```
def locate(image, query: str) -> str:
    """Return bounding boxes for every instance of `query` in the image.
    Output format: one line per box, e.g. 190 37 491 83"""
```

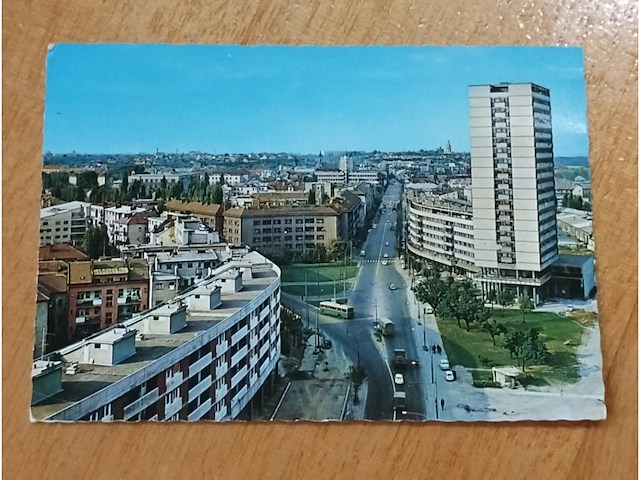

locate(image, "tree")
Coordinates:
120 174 129 198
521 329 548 372
83 225 115 259
518 295 535 323
502 328 548 372
486 289 497 311
503 329 525 363
483 319 507 346
345 364 367 405
497 290 515 315
212 183 223 204
328 239 347 261
307 188 316 205
413 276 449 310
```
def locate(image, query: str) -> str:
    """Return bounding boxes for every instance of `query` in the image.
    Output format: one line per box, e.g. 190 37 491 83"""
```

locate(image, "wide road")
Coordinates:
350 179 426 420
281 179 427 420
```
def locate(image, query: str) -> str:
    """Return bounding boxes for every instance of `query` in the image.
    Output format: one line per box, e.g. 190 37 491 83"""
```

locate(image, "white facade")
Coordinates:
347 170 380 184
128 173 194 191
40 201 91 246
90 205 147 242
470 83 557 302
208 172 247 186
315 170 347 184
152 250 221 290
407 194 476 274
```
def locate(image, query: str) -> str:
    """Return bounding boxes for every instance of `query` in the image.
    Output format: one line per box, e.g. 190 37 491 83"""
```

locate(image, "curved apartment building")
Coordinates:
31 250 281 422
407 194 476 275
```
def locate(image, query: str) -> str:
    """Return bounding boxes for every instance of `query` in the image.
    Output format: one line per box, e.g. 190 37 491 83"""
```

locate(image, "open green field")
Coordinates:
438 310 585 386
282 281 355 298
281 263 359 283
558 246 593 256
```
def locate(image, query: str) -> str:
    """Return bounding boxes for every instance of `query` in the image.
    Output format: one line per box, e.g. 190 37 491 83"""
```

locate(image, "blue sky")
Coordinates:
44 45 589 156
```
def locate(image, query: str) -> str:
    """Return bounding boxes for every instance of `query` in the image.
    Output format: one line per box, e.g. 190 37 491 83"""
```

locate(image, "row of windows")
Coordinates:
252 218 325 226
254 235 325 243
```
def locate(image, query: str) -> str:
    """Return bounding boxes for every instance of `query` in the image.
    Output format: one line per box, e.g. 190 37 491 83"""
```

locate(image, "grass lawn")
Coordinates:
281 263 359 283
438 309 585 386
558 246 593 256
282 281 355 298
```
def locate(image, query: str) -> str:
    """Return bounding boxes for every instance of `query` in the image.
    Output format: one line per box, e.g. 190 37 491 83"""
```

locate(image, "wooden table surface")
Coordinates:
4 1 637 479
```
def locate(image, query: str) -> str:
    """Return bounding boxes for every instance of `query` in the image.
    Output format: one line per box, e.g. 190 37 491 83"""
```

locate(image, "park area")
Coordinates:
280 263 359 297
438 309 592 387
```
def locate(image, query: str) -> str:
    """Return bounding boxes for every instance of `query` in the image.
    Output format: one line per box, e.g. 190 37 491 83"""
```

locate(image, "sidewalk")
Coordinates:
397 266 606 421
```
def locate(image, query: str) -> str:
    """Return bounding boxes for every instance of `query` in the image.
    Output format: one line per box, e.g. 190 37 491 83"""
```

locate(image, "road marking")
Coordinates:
270 381 292 420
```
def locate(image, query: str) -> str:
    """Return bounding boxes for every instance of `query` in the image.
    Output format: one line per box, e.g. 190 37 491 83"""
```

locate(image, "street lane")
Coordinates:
281 179 427 420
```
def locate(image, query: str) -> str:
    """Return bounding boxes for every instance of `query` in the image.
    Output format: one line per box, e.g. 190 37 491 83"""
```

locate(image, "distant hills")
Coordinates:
555 156 590 167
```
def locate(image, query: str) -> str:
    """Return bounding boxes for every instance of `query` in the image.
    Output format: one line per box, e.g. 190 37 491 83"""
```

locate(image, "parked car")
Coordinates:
389 283 397 290
383 253 389 258
425 306 434 315
444 370 455 382
385 241 389 246
394 373 405 385
439 358 450 370
323 339 332 349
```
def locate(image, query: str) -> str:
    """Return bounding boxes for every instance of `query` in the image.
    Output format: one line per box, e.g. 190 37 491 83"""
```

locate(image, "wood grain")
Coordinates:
3 1 637 479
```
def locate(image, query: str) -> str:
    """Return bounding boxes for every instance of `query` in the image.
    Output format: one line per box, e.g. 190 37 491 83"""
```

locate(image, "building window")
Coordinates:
284 219 292 225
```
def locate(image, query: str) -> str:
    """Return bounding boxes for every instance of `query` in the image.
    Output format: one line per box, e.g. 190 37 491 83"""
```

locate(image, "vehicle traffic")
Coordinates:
319 301 355 319
444 370 455 382
439 358 450 370
394 373 405 385
388 283 397 290
377 317 395 336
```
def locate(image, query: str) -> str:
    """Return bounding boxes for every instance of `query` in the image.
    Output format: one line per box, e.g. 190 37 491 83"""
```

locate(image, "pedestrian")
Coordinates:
437 345 442 355
440 398 445 410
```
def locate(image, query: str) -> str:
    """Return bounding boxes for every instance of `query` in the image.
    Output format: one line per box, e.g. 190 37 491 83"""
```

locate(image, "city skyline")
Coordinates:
44 45 589 156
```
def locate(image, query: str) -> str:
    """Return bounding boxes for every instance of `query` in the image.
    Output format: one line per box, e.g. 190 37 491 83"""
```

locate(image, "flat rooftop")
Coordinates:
31 260 278 421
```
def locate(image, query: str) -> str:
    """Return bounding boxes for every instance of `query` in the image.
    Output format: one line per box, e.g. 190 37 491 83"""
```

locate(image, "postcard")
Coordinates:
32 45 604 422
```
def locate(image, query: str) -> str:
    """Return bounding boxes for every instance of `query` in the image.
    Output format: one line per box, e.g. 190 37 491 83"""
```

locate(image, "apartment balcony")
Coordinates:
231 345 248 366
188 352 213 378
188 375 212 403
166 371 184 392
117 296 141 305
231 325 249 346
215 362 228 379
187 398 212 421
123 387 160 420
77 297 102 306
164 396 183 419
215 385 228 403
231 366 248 389
217 340 229 356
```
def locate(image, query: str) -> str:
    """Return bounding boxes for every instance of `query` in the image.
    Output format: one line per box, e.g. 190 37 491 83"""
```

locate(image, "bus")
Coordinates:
377 317 395 336
319 301 355 319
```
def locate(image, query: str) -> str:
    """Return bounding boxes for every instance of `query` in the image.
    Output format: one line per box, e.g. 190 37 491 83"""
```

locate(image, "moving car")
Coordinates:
381 260 389 266
389 283 397 290
444 370 455 382
383 253 389 258
439 358 450 370
425 305 434 315
394 373 405 385
385 241 389 246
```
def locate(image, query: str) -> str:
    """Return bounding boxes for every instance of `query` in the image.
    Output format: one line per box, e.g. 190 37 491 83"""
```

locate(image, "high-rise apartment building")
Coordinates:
469 83 557 303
